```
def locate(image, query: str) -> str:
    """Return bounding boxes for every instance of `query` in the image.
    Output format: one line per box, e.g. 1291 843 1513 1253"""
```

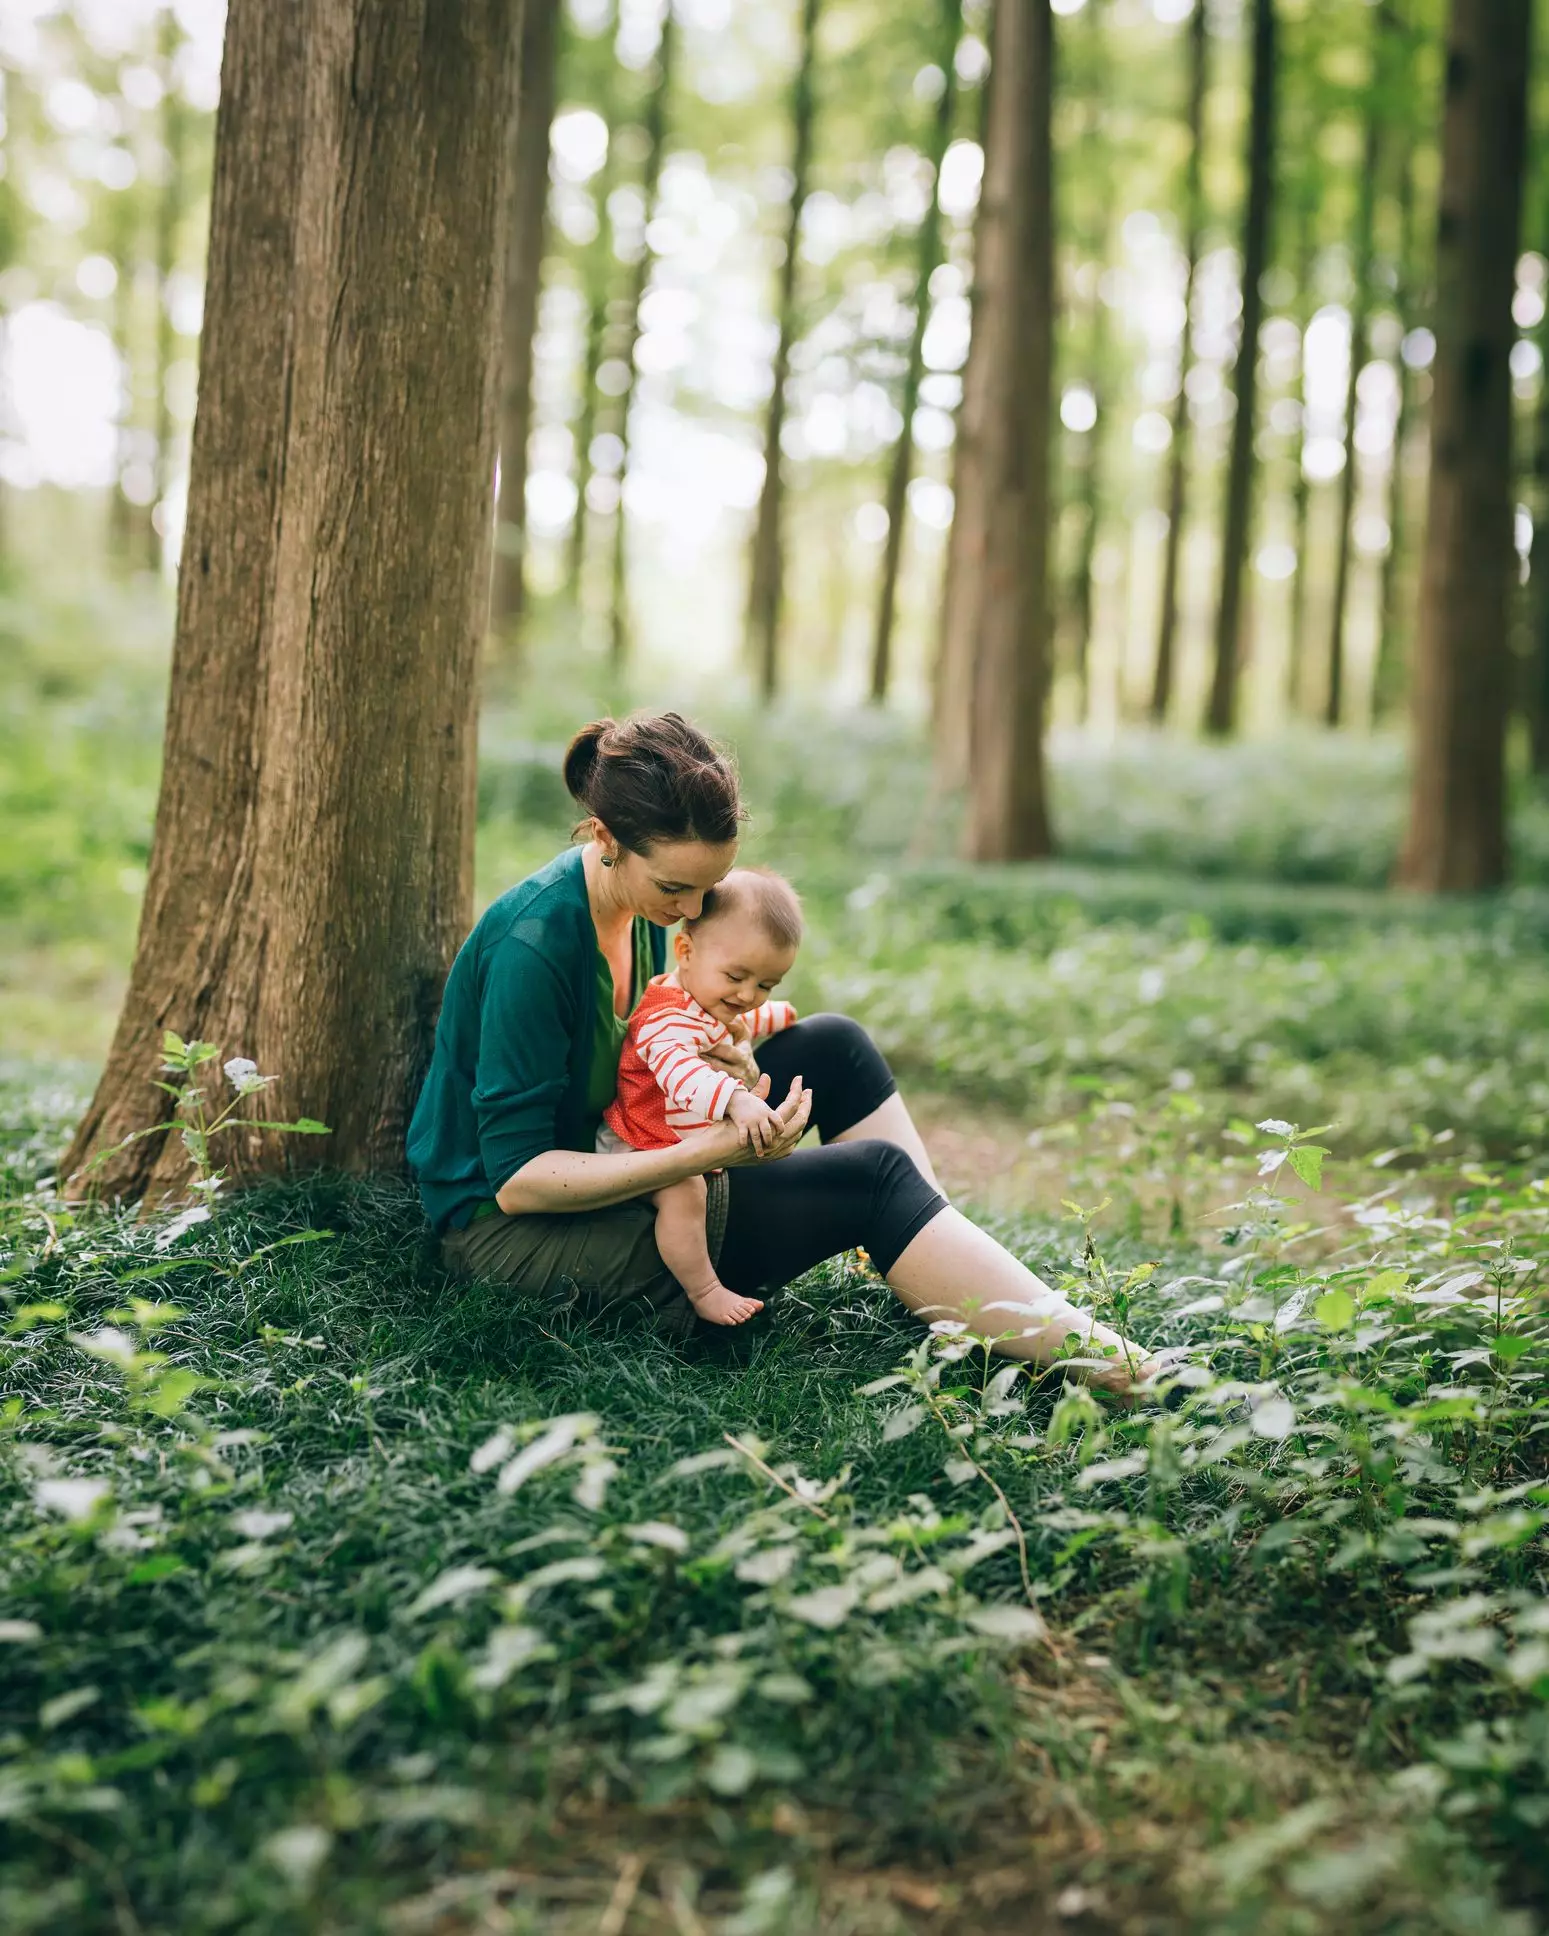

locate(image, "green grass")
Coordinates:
2 1067 1547 1932
4 584 1549 1930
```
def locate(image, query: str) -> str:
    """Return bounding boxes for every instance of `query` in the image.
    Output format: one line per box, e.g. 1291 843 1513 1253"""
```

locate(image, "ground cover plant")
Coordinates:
4 609 1549 1930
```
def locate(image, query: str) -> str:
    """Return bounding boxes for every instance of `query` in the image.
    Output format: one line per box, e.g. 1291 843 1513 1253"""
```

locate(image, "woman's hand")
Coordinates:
699 1020 759 1089
712 1076 810 1167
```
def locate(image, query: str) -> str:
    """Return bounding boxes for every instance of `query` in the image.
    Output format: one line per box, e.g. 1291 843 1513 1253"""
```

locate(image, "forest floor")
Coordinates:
4 600 1549 1931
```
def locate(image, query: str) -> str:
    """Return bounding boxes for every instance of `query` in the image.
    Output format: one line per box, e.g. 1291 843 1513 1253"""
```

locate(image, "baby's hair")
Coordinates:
687 868 803 951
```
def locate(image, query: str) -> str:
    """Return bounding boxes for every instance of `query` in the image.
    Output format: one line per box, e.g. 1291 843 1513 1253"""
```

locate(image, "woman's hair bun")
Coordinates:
561 711 744 855
562 718 616 809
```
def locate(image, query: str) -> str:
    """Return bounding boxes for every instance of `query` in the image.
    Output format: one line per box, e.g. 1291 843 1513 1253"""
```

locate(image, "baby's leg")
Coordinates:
653 1174 763 1327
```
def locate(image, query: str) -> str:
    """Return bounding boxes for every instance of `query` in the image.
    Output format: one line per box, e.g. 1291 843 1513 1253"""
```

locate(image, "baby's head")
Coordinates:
674 868 802 1025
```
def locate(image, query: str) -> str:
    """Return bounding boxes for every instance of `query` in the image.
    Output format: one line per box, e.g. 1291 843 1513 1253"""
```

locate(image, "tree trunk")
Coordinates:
746 0 821 703
491 0 560 637
608 6 676 674
1532 255 1549 777
107 183 146 564
945 0 1056 861
1204 0 1275 738
566 114 618 604
1149 0 1207 726
1283 198 1316 714
871 0 956 708
1324 103 1380 728
1372 98 1420 723
63 0 520 1203
1395 0 1530 891
151 11 188 572
868 0 961 706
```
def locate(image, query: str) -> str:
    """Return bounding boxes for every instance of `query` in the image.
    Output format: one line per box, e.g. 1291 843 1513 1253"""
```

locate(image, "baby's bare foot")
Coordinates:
688 1282 765 1327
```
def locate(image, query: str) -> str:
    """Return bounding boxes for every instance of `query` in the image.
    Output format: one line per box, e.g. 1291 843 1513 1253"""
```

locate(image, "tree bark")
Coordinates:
1150 0 1207 726
868 0 961 706
608 4 675 674
63 0 520 1202
1395 0 1530 891
945 0 1056 861
1204 0 1275 738
746 0 821 703
1324 102 1380 728
490 0 561 637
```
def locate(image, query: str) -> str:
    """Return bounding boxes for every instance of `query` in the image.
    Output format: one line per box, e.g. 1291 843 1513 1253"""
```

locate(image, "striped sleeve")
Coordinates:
635 1007 738 1123
743 999 797 1041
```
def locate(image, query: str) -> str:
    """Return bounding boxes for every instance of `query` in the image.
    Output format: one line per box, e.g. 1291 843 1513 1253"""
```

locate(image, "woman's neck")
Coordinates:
581 841 634 946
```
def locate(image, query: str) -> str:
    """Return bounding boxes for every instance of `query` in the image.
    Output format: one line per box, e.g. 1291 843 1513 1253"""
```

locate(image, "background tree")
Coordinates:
63 0 521 1200
607 1 675 672
937 0 1056 861
1149 0 1208 726
867 0 960 706
746 0 822 702
491 0 562 639
1372 51 1424 723
1205 0 1276 737
1322 6 1383 727
1395 0 1531 891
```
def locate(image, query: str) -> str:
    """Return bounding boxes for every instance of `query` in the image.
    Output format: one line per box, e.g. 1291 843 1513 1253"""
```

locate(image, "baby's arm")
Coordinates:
637 1010 740 1122
741 999 798 1041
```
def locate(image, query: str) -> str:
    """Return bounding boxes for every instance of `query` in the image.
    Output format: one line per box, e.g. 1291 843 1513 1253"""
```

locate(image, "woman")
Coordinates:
408 712 1158 1394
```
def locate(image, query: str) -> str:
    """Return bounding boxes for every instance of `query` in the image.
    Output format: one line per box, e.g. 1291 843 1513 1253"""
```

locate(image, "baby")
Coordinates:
599 868 802 1325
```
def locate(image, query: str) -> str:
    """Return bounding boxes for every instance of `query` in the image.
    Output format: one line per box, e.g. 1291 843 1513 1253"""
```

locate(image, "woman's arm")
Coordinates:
496 1077 811 1215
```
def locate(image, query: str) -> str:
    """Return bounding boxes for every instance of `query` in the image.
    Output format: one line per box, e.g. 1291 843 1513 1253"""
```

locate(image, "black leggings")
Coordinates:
716 1014 946 1296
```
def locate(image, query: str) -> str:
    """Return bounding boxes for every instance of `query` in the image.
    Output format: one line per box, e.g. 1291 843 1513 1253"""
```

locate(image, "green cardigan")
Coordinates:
407 847 666 1236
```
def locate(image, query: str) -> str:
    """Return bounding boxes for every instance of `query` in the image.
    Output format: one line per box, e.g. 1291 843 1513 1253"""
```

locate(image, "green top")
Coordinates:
407 847 665 1235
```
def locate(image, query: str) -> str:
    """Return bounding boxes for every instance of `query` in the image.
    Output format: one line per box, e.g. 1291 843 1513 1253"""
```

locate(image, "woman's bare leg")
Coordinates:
885 1207 1156 1394
831 1090 945 1195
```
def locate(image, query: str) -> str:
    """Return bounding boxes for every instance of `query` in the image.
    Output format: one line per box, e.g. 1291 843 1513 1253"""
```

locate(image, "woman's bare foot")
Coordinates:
688 1281 765 1326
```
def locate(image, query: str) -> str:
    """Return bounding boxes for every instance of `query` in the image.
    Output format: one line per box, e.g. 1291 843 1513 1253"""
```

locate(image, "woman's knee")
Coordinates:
781 1012 896 1135
843 1138 945 1273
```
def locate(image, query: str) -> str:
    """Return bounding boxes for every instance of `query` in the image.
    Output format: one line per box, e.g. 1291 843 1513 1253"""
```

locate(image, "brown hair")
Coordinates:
563 713 745 855
687 868 804 951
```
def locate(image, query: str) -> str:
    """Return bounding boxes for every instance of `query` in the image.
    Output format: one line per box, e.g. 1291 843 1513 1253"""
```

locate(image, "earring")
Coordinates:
601 853 615 868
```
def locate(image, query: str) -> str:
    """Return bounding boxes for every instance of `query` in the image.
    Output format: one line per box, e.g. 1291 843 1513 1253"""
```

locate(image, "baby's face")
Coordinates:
676 915 797 1026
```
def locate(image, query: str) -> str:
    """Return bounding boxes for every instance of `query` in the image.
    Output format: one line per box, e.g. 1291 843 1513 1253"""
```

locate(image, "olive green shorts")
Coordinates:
439 1170 729 1343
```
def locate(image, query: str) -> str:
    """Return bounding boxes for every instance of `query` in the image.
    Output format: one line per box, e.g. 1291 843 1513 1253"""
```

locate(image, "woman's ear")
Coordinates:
591 817 620 867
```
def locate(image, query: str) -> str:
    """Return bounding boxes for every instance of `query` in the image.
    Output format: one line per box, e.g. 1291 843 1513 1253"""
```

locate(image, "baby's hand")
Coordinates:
726 1086 780 1153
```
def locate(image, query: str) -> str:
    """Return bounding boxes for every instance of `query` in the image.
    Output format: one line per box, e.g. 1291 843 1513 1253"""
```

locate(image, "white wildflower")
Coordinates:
223 1056 266 1094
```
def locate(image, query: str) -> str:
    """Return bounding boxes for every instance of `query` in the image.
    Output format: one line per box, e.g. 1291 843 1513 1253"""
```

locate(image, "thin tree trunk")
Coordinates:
491 0 561 637
747 0 821 703
1532 262 1549 776
608 3 675 673
1373 102 1420 723
566 120 617 604
1205 0 1276 737
1070 290 1109 720
869 0 960 705
63 0 520 1202
1150 0 1207 725
944 0 1055 861
151 11 187 571
1324 106 1380 728
933 53 997 787
1395 0 1530 891
107 185 144 563
1284 199 1316 714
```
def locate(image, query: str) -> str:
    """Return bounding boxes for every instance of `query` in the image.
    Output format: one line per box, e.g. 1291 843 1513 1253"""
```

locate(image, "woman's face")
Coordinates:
601 830 738 926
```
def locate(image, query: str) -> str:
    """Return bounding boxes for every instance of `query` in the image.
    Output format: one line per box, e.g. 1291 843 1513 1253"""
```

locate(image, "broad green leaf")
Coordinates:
1315 1289 1355 1332
1288 1145 1325 1192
